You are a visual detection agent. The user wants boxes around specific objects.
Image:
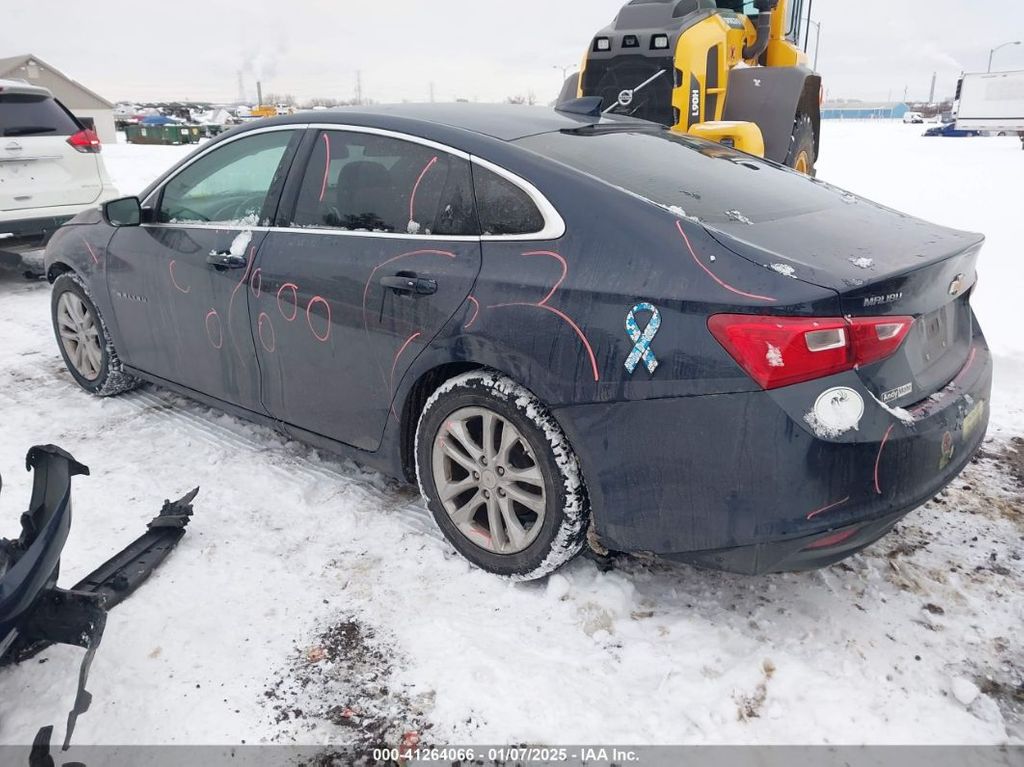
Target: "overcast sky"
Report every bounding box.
[4,1,1023,105]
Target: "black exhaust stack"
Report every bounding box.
[742,0,779,60]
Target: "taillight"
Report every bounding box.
[67,128,101,153]
[708,314,914,390]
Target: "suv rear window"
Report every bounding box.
[0,93,80,137]
[516,128,836,225]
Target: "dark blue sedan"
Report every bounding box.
[924,123,982,137]
[44,104,991,579]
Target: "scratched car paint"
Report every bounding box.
[43,104,992,578]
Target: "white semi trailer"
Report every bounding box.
[954,69,1024,148]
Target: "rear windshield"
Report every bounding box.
[515,128,838,225]
[0,93,80,137]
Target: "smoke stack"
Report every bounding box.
[257,80,263,106]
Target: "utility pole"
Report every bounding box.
[806,20,822,72]
[929,72,937,104]
[355,70,363,105]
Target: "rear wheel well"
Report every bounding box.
[399,362,483,482]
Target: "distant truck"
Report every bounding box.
[954,70,1024,149]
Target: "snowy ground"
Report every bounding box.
[0,124,1021,749]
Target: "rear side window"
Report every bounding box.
[0,93,79,137]
[472,165,544,236]
[290,130,477,236]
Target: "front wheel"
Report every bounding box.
[51,272,138,397]
[415,371,588,580]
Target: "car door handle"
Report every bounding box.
[206,251,247,269]
[379,274,437,296]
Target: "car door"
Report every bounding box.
[104,127,301,411]
[248,126,482,451]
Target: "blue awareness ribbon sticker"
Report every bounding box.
[624,302,661,375]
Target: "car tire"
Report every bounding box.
[51,272,139,397]
[415,370,588,581]
[785,113,817,177]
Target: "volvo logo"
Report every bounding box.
[617,89,634,108]
[948,273,966,296]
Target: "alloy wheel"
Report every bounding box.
[57,292,103,381]
[431,406,547,555]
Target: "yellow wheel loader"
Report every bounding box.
[559,0,821,174]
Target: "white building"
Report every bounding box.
[0,54,116,143]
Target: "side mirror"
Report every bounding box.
[102,196,142,227]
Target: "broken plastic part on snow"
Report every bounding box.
[769,263,798,279]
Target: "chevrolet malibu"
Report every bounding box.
[43,104,992,579]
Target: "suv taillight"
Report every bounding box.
[67,128,101,153]
[708,314,915,390]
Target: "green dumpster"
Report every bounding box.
[125,124,202,145]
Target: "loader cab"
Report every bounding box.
[573,0,821,174]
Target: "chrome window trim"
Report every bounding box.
[142,121,565,242]
[306,122,472,161]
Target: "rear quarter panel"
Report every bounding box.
[431,147,841,410]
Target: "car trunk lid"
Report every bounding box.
[705,195,984,407]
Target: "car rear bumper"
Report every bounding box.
[0,216,74,272]
[553,335,993,574]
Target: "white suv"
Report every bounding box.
[1,79,118,272]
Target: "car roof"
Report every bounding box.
[0,78,52,99]
[257,102,653,142]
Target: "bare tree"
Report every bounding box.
[264,92,296,106]
[505,91,537,106]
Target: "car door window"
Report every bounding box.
[158,130,293,225]
[471,165,545,236]
[290,130,478,236]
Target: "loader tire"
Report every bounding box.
[785,113,817,176]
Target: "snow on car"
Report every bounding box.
[0,122,1021,749]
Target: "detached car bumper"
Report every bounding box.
[555,337,992,574]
